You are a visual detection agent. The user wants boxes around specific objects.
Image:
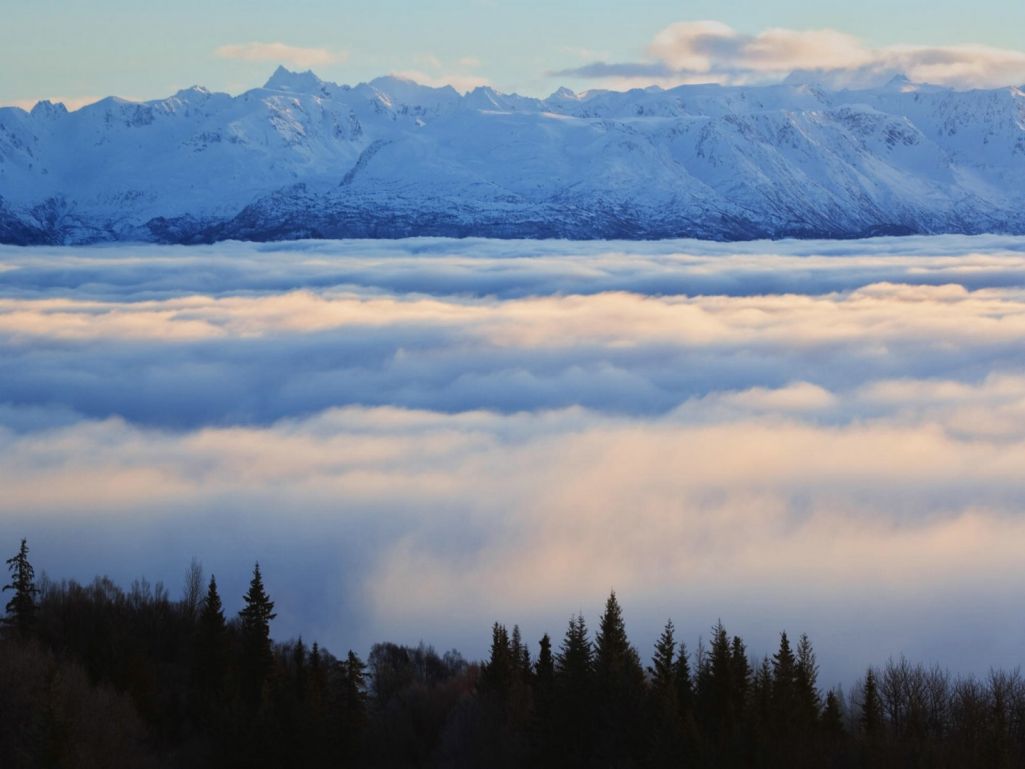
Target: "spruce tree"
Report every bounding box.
[795,633,822,729]
[555,614,594,769]
[532,633,557,769]
[822,689,846,738]
[649,620,685,769]
[3,538,37,638]
[861,668,882,737]
[193,574,228,699]
[772,631,798,717]
[338,650,368,766]
[674,641,694,715]
[594,591,646,766]
[511,624,531,682]
[650,620,677,699]
[771,631,800,761]
[238,562,277,707]
[480,622,514,697]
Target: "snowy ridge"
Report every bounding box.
[1,67,1024,244]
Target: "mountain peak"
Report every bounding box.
[30,99,68,118]
[548,86,578,101]
[883,73,914,91]
[263,66,326,93]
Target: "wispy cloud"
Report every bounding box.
[390,70,490,93]
[553,20,1025,89]
[214,42,349,69]
[391,54,490,93]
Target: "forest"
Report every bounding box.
[2,538,1024,768]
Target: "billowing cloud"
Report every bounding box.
[554,20,1025,89]
[215,42,349,69]
[2,236,1025,682]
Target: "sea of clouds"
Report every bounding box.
[2,235,1025,685]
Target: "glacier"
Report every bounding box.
[1,66,1024,245]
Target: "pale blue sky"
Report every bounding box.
[3,0,1025,105]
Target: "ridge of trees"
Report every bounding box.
[3,539,1024,769]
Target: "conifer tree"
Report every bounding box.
[730,635,751,720]
[795,633,822,728]
[594,591,646,766]
[649,620,686,768]
[510,624,531,682]
[594,591,642,679]
[531,633,558,769]
[650,619,678,700]
[480,622,514,697]
[337,650,368,767]
[193,574,228,698]
[3,538,38,638]
[238,562,277,707]
[861,667,882,737]
[293,636,308,701]
[309,642,326,709]
[822,689,845,739]
[772,631,798,715]
[535,633,555,686]
[555,614,594,769]
[674,641,694,715]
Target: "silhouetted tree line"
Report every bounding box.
[3,539,1025,768]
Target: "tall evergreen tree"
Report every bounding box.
[650,620,677,700]
[772,631,798,717]
[510,624,531,682]
[193,574,228,699]
[480,622,514,698]
[555,613,594,769]
[337,650,368,767]
[3,538,37,638]
[649,620,686,769]
[531,633,558,769]
[697,621,742,759]
[795,633,821,729]
[594,591,646,767]
[861,667,883,738]
[238,562,277,708]
[822,689,846,739]
[674,641,694,716]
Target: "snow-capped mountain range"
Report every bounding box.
[2,66,1024,244]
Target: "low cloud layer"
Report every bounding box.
[2,236,1025,682]
[215,42,349,69]
[555,20,1025,89]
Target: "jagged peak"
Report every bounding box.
[30,100,69,118]
[263,66,328,93]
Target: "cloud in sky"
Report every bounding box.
[553,20,1025,89]
[390,70,490,93]
[3,236,1025,680]
[214,42,349,69]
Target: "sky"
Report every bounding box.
[3,235,1025,685]
[4,0,1025,107]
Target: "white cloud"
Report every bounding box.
[390,70,490,93]
[555,20,1025,89]
[214,42,348,69]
